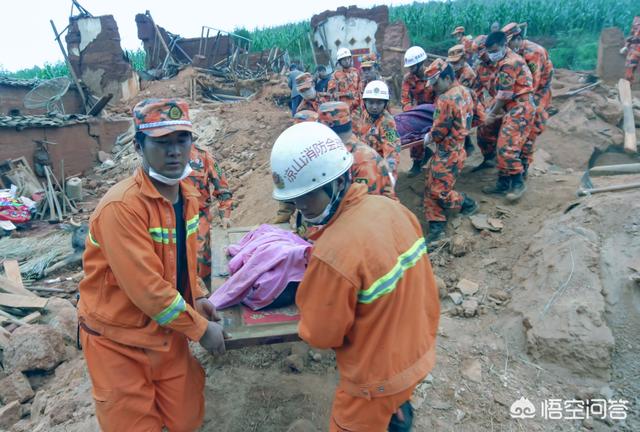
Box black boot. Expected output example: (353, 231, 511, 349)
(506, 173, 527, 202)
(464, 135, 475, 156)
(460, 194, 479, 216)
(425, 221, 447, 244)
(521, 159, 529, 180)
(422, 146, 433, 166)
(407, 159, 422, 178)
(472, 153, 497, 172)
(482, 175, 511, 195)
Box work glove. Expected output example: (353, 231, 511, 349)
(195, 297, 221, 321)
(620, 47, 628, 55)
(199, 321, 226, 356)
(423, 132, 432, 146)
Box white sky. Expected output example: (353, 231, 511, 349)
(1, 0, 416, 71)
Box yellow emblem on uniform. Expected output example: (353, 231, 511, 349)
(168, 106, 183, 120)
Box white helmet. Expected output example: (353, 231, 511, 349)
(270, 122, 353, 201)
(336, 47, 352, 61)
(363, 80, 390, 101)
(404, 46, 427, 67)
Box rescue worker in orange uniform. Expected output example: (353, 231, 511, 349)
(359, 53, 382, 92)
(482, 32, 535, 202)
(621, 16, 640, 83)
(448, 44, 480, 156)
(296, 72, 328, 113)
(357, 80, 402, 178)
(448, 44, 477, 89)
(328, 48, 362, 112)
(78, 99, 226, 432)
(503, 22, 554, 178)
(270, 121, 440, 431)
(319, 101, 396, 200)
(402, 46, 436, 177)
(452, 26, 475, 60)
(186, 145, 234, 286)
(472, 35, 501, 171)
(422, 59, 480, 243)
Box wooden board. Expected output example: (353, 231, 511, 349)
(211, 224, 301, 350)
(618, 79, 638, 154)
(0, 293, 48, 310)
(0, 275, 40, 298)
(3, 260, 24, 288)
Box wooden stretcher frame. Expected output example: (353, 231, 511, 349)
(210, 224, 301, 350)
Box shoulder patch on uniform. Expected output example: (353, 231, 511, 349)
(528, 62, 537, 73)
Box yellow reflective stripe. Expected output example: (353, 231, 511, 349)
(148, 227, 174, 244)
(186, 215, 198, 237)
(88, 232, 100, 247)
(358, 238, 427, 304)
(153, 293, 186, 325)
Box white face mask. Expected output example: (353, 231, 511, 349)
(451, 62, 463, 71)
(148, 164, 193, 186)
(488, 48, 506, 63)
(301, 88, 316, 100)
(303, 181, 339, 225)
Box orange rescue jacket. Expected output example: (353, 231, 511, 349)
(297, 183, 440, 399)
(78, 168, 208, 351)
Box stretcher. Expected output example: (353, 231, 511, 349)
(210, 224, 301, 350)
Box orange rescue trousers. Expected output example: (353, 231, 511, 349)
(81, 328, 205, 432)
(329, 384, 416, 432)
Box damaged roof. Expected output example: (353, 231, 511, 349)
(0, 113, 92, 129)
(0, 77, 41, 88)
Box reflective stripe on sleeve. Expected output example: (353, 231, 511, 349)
(358, 238, 427, 304)
(153, 293, 187, 325)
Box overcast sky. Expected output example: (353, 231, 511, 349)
(1, 0, 416, 71)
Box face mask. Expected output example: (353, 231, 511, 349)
(301, 89, 316, 100)
(303, 180, 340, 225)
(452, 62, 463, 71)
(148, 164, 193, 186)
(488, 48, 506, 63)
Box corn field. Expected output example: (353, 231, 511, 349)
(239, 0, 640, 70)
(391, 0, 640, 49)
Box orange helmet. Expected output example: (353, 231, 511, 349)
(451, 26, 465, 36)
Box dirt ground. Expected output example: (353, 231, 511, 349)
(4, 68, 640, 432)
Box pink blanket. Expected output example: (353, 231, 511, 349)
(209, 224, 311, 310)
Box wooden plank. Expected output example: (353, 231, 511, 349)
(0, 275, 40, 298)
(211, 224, 302, 349)
(0, 293, 48, 310)
(224, 321, 300, 350)
(618, 79, 638, 154)
(3, 260, 23, 289)
(0, 309, 27, 326)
